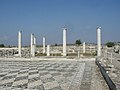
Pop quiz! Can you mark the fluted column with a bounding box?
[83,42,86,53]
[47,45,50,56]
[31,34,34,56]
[43,37,46,53]
[18,31,22,57]
[63,28,67,56]
[32,36,36,57]
[97,27,101,56]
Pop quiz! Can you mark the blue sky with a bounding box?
[0,0,120,46]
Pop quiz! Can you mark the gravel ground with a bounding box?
[99,52,120,90]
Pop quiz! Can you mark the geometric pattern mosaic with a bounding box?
[0,60,89,90]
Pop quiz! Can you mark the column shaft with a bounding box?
[18,31,22,57]
[32,36,36,57]
[31,34,34,56]
[43,37,46,53]
[97,27,101,56]
[47,45,50,56]
[63,28,67,56]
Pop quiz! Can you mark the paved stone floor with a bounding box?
[0,60,107,90]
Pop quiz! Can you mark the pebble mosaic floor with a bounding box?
[0,60,93,90]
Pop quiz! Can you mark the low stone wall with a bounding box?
[0,57,95,62]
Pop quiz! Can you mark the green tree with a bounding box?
[55,43,57,46]
[106,42,115,47]
[0,44,5,47]
[75,39,82,45]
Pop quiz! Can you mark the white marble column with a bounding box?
[34,37,36,49]
[43,37,46,53]
[63,28,67,56]
[83,42,86,53]
[47,45,50,56]
[31,34,34,56]
[32,36,36,57]
[97,27,101,56]
[18,31,22,57]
